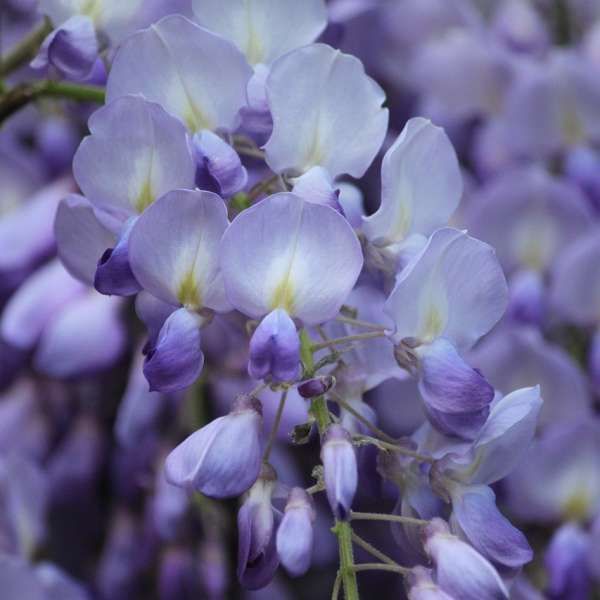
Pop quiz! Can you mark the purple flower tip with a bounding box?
[297,375,335,399]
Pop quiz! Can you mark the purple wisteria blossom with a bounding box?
[1,0,600,598]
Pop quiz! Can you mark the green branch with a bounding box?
[300,329,359,599]
[0,18,53,77]
[0,80,105,124]
[333,521,360,600]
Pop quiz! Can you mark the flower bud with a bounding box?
[237,464,279,590]
[424,518,509,600]
[94,218,141,297]
[276,487,316,576]
[248,309,301,382]
[31,16,99,80]
[297,375,335,399]
[321,424,357,520]
[144,308,205,393]
[165,395,263,498]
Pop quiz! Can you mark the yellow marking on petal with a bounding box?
[245,26,264,66]
[386,201,411,246]
[305,128,324,170]
[421,304,445,342]
[271,278,295,314]
[303,50,342,170]
[243,0,265,65]
[184,105,211,134]
[135,179,155,213]
[562,492,590,522]
[82,0,101,21]
[151,23,213,133]
[178,270,201,308]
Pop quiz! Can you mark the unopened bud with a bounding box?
[320,424,357,520]
[276,487,316,577]
[297,375,335,399]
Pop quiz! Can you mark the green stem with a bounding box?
[334,520,360,600]
[0,80,105,124]
[351,532,399,567]
[247,173,280,202]
[311,331,386,352]
[355,435,434,463]
[232,134,266,160]
[352,563,410,576]
[236,145,266,160]
[300,329,332,433]
[331,572,342,600]
[330,392,397,444]
[249,381,268,397]
[350,511,428,527]
[262,389,287,462]
[0,18,53,77]
[306,482,325,495]
[334,315,386,331]
[301,329,359,598]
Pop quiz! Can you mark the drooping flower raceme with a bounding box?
[0,3,570,598]
[384,228,508,438]
[220,192,363,382]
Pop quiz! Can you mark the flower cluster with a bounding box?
[0,1,599,599]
